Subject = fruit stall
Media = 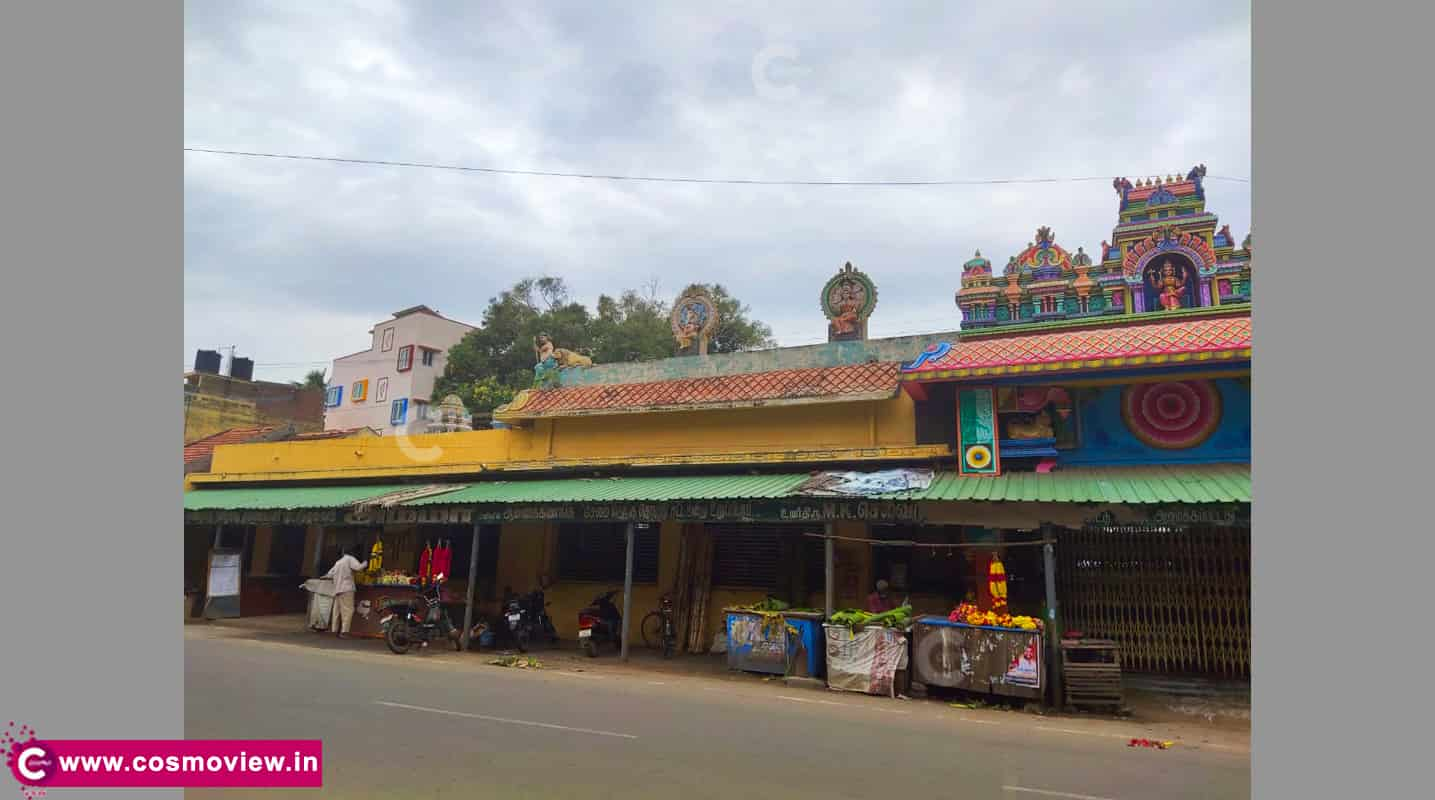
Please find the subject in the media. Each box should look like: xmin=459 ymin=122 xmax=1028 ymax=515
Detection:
xmin=725 ymin=600 xmax=826 ymax=678
xmin=345 ymin=570 xmax=429 ymax=639
xmin=909 ymin=603 xmax=1046 ymax=701
xmin=822 ymin=606 xmax=915 ymax=698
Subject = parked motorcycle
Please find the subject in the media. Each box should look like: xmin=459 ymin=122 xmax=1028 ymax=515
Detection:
xmin=578 ymin=589 xmax=623 ymax=657
xmin=504 ymin=580 xmax=559 ymax=652
xmin=380 ymin=573 xmax=461 ymax=655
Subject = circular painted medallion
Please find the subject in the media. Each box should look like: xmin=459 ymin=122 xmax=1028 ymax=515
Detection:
xmin=1120 ymin=380 xmax=1222 ymax=450
xmin=964 ymin=444 xmax=993 ymax=470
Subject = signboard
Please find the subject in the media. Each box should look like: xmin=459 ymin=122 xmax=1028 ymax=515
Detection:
xmin=204 ymin=550 xmax=242 ymax=620
xmin=188 ymin=498 xmax=926 ymax=527
xmin=467 ymin=499 xmax=923 ymax=524
xmin=957 ymin=386 xmax=1001 ymax=476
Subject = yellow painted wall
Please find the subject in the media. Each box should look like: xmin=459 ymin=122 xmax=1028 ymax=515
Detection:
xmin=195 ymin=396 xmax=937 ymax=483
xmin=547 ymin=400 xmax=916 ymax=460
xmin=184 ymin=394 xmax=324 ymax=444
xmin=185 ymin=394 xmax=261 ymax=443
xmin=250 ymin=526 xmax=274 ymax=575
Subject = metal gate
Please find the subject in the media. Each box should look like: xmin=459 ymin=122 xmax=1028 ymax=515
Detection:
xmin=1057 ymin=525 xmax=1250 ymax=677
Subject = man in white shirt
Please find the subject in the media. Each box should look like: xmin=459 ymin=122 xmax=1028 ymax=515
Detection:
xmin=324 ymin=547 xmax=369 ymax=638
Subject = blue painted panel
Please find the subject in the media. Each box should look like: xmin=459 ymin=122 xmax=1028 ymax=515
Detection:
xmin=1062 ymin=377 xmax=1250 ymax=466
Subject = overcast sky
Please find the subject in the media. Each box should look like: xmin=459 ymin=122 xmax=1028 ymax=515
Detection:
xmin=184 ymin=0 xmax=1251 ymax=384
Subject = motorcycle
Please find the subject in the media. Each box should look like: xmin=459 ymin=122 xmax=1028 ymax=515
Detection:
xmin=578 ymin=589 xmax=623 ymax=658
xmin=380 ymin=573 xmax=461 ymax=655
xmin=504 ymin=580 xmax=559 ymax=653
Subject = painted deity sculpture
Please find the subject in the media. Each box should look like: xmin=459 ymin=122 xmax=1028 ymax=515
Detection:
xmin=1149 ymin=260 xmax=1189 ymax=311
xmin=1007 ymin=410 xmax=1055 ymax=440
xmin=670 ymin=291 xmax=719 ymax=355
xmin=532 ymin=333 xmax=593 ymax=387
xmin=675 ymin=301 xmax=706 ymax=349
xmin=821 ymin=262 xmax=877 ymax=341
xmin=830 ymin=282 xmax=863 ymax=335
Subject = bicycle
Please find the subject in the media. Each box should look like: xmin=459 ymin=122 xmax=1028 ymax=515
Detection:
xmin=640 ymin=592 xmax=677 ymax=658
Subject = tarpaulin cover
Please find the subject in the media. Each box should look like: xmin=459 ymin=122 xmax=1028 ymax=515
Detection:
xmin=823 ymin=624 xmax=909 ymax=697
xmin=795 ymin=469 xmax=934 ymax=497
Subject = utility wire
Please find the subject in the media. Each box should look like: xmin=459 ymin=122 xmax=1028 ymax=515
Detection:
xmin=185 ymin=147 xmax=1251 ymax=186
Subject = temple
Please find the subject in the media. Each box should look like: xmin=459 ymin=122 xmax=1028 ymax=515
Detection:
xmin=958 ymin=165 xmax=1251 ymax=328
xmin=185 ymin=164 xmax=1252 ymax=685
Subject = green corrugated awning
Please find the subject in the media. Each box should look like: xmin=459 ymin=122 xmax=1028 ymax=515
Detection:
xmin=402 ymin=474 xmax=811 ymax=506
xmin=877 ymin=464 xmax=1249 ymax=504
xmin=183 ymin=484 xmax=417 ymax=511
xmin=184 ymin=465 xmax=1248 ymax=512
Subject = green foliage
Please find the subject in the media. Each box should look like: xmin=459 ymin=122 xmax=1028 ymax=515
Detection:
xmin=433 ymin=277 xmax=776 ymax=413
xmin=296 ymin=369 xmax=326 ymax=390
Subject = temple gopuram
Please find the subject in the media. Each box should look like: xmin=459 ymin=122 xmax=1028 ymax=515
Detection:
xmin=958 ymin=165 xmax=1250 ymax=327
xmin=186 ymin=164 xmax=1251 ymax=694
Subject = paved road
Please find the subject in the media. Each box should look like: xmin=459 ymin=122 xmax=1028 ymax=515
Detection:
xmin=185 ymin=629 xmax=1249 ymax=800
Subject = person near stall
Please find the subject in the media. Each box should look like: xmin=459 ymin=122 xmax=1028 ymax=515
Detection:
xmin=865 ymin=579 xmax=899 ymax=614
xmin=324 ymin=546 xmax=369 ymax=639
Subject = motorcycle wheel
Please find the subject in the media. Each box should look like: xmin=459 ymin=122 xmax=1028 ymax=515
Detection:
xmin=582 ymin=638 xmax=596 ymax=658
xmin=663 ymin=637 xmax=675 ymax=660
xmin=385 ymin=622 xmax=412 ymax=655
xmin=516 ymin=628 xmax=530 ymax=653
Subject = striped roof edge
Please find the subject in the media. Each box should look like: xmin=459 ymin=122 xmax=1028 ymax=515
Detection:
xmin=495 ymin=362 xmax=900 ymax=421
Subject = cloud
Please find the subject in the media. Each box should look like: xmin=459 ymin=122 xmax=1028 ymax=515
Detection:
xmin=185 ymin=0 xmax=1251 ymax=382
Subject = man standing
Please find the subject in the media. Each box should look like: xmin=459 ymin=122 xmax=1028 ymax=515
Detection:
xmin=325 ymin=546 xmax=368 ymax=639
xmin=865 ymin=579 xmax=899 ymax=614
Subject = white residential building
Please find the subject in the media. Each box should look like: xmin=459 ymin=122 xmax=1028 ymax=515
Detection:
xmin=323 ymin=305 xmax=476 ymax=435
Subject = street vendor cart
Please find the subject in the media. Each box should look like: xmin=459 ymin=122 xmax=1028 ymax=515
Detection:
xmin=910 ymin=615 xmax=1044 ymax=701
xmin=822 ymin=623 xmax=911 ymax=698
xmin=725 ymin=608 xmax=826 ymax=678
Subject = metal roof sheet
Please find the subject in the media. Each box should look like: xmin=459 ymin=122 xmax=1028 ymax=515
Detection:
xmin=878 ymin=464 xmax=1249 ymax=504
xmin=182 ymin=484 xmax=417 ymax=511
xmin=402 ymin=474 xmax=812 ymax=506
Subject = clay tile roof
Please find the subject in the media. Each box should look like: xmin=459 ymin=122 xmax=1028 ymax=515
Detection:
xmin=289 ymin=427 xmax=373 ymax=440
xmin=496 ymin=361 xmax=901 ymax=420
xmin=900 ymin=314 xmax=1251 ymax=380
xmin=183 ymin=425 xmax=279 ymax=466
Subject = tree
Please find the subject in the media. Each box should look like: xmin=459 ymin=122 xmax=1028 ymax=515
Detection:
xmin=296 ymin=369 xmax=326 ymax=390
xmin=434 ymin=276 xmax=777 ymax=413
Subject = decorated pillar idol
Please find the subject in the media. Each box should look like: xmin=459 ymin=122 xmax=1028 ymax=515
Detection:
xmin=670 ymin=290 xmax=719 ymax=356
xmin=822 ymin=262 xmax=878 ymax=342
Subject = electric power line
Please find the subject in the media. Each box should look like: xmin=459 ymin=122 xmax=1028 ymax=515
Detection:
xmin=184 ymin=147 xmax=1250 ymax=186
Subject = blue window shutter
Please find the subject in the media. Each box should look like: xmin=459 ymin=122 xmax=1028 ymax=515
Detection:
xmin=390 ymin=398 xmax=408 ymax=425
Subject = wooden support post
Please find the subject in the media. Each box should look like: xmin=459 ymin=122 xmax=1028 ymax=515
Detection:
xmin=1044 ymin=535 xmax=1064 ymax=711
xmin=310 ymin=528 xmax=324 ymax=577
xmin=621 ymin=523 xmax=636 ymax=661
xmin=461 ymin=519 xmax=481 ymax=650
xmin=824 ymin=523 xmax=835 ymax=619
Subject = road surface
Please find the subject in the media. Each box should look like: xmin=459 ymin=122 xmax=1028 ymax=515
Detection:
xmin=185 ymin=627 xmax=1249 ymax=799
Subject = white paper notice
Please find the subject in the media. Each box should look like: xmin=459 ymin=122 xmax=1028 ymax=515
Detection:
xmin=208 ymin=552 xmax=241 ymax=597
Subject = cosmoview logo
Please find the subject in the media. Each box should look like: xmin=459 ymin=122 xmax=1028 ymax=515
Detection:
xmin=15 ymin=745 xmax=53 ymax=784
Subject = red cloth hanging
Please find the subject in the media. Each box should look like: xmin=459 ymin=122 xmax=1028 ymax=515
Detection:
xmin=419 ymin=544 xmax=433 ymax=583
xmin=434 ymin=542 xmax=452 ymax=579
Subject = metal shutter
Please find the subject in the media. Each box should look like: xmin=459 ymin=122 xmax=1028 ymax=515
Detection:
xmin=557 ymin=523 xmax=659 ymax=584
